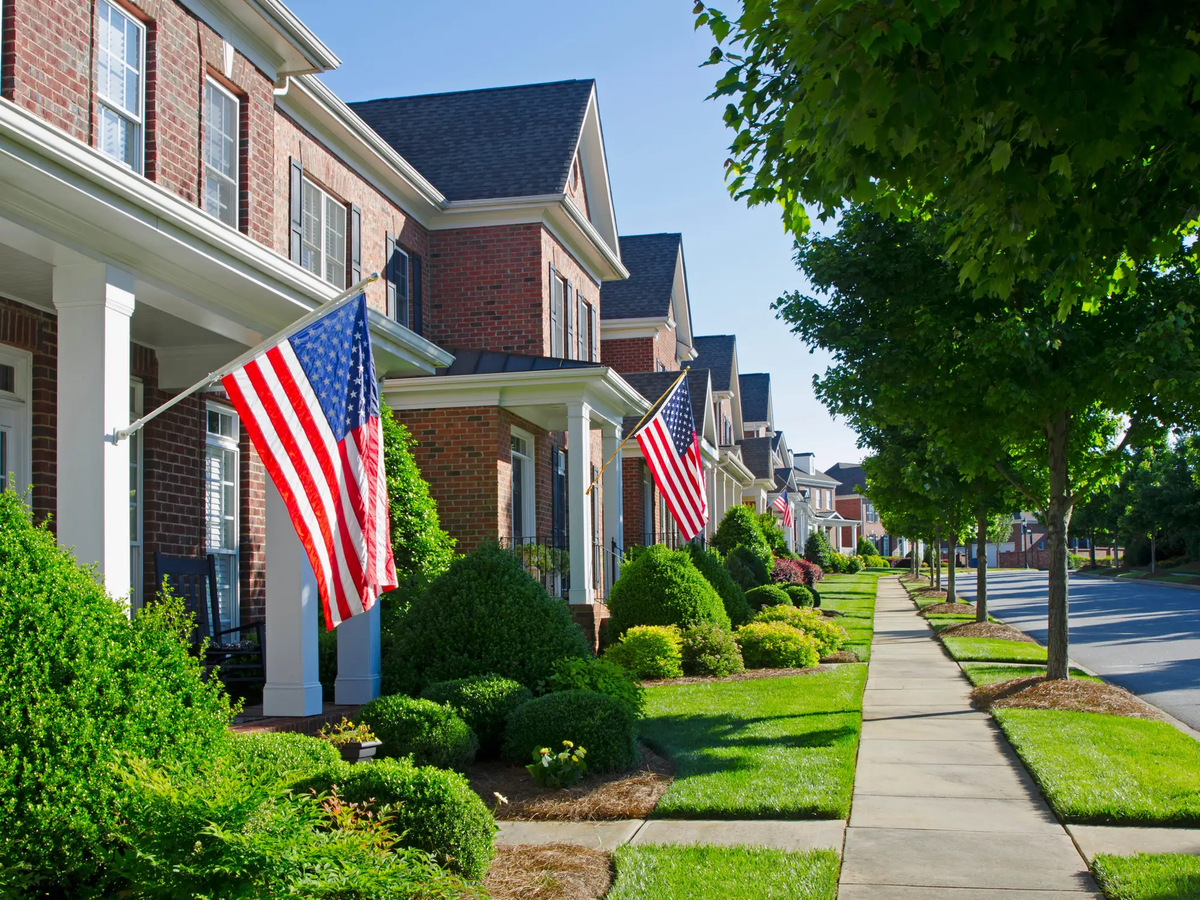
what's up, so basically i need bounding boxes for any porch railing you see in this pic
[594,538,623,602]
[499,535,569,599]
[626,532,707,552]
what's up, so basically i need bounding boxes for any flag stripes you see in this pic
[635,373,709,541]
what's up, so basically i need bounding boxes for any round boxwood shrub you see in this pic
[226,731,341,782]
[607,544,730,637]
[0,491,235,895]
[382,543,589,695]
[296,757,495,881]
[712,504,769,556]
[680,623,745,676]
[548,655,645,718]
[753,605,848,657]
[688,544,753,625]
[745,583,793,611]
[359,695,478,771]
[783,584,815,607]
[420,674,532,758]
[736,622,821,669]
[724,542,772,590]
[603,625,684,679]
[502,689,639,773]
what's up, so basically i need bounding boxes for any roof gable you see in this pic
[692,335,735,391]
[825,463,868,495]
[736,435,773,481]
[739,372,772,424]
[601,234,681,320]
[620,370,711,439]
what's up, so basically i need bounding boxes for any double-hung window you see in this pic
[205,405,240,633]
[510,430,535,543]
[203,79,239,228]
[96,0,145,172]
[300,179,347,289]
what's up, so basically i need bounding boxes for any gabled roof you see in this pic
[692,335,736,392]
[436,348,600,377]
[350,80,594,202]
[736,436,774,481]
[793,464,842,487]
[600,234,680,320]
[740,373,772,424]
[620,370,709,437]
[825,462,867,496]
[774,467,797,492]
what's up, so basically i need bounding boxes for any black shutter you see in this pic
[411,254,423,335]
[395,248,410,328]
[349,204,362,284]
[548,264,560,356]
[551,444,567,551]
[385,234,397,320]
[288,158,303,262]
[564,279,573,359]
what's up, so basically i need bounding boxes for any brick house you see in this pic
[792,453,853,551]
[825,461,886,553]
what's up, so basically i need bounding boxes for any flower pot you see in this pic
[338,739,381,764]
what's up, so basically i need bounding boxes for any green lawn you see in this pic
[819,571,882,661]
[994,709,1200,825]
[960,663,1099,686]
[925,613,986,632]
[641,665,867,819]
[1092,853,1200,900]
[941,635,1048,663]
[607,845,840,900]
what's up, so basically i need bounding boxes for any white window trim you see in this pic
[203,77,240,229]
[95,0,146,174]
[300,177,347,289]
[0,345,33,497]
[510,427,536,542]
[205,402,240,630]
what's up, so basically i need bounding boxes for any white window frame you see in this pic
[95,0,146,174]
[205,403,240,632]
[300,177,347,289]
[510,428,536,543]
[203,77,240,229]
[129,380,144,611]
[0,345,32,498]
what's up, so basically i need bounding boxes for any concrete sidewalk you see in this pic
[839,577,1102,899]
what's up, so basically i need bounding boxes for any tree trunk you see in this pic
[928,534,935,587]
[911,538,918,578]
[947,514,958,602]
[1089,529,1096,568]
[934,526,942,591]
[1045,409,1072,680]
[1151,532,1157,574]
[976,510,988,623]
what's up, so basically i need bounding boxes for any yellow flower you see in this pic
[539,748,550,755]
[562,740,574,748]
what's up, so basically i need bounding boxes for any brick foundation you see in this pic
[571,600,610,653]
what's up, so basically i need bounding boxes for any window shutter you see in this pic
[288,158,303,262]
[564,279,573,359]
[590,304,598,361]
[385,234,397,320]
[549,265,560,356]
[577,291,585,359]
[349,204,362,284]
[395,248,409,328]
[411,254,423,335]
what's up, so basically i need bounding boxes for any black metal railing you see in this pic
[625,532,707,552]
[594,538,623,602]
[500,535,569,599]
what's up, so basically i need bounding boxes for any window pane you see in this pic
[301,180,323,278]
[97,1,139,117]
[512,456,524,539]
[324,196,346,288]
[99,106,137,169]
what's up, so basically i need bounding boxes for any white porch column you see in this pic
[601,422,623,593]
[335,600,381,705]
[53,262,134,602]
[263,480,323,717]
[567,402,594,605]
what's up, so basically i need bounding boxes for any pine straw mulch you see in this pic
[939,621,1038,642]
[971,676,1163,720]
[920,602,978,617]
[469,746,673,821]
[641,663,837,688]
[483,844,612,900]
[913,589,949,601]
[821,650,862,663]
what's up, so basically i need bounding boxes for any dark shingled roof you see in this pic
[740,373,771,423]
[775,467,797,492]
[825,462,867,496]
[349,80,593,202]
[620,369,709,437]
[599,234,680,320]
[692,335,736,392]
[436,348,600,377]
[736,436,773,480]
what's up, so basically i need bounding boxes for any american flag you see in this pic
[773,490,794,528]
[635,373,708,540]
[222,295,397,629]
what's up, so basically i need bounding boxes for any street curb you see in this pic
[1073,570,1200,593]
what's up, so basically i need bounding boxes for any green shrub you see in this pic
[607,544,730,637]
[756,512,789,556]
[225,732,340,783]
[548,655,645,718]
[604,625,684,679]
[745,583,793,610]
[826,551,853,573]
[712,505,769,556]
[688,544,753,625]
[753,606,848,657]
[804,531,834,569]
[724,542,772,590]
[783,584,815,607]
[503,689,639,773]
[382,543,589,695]
[863,554,889,569]
[318,625,337,696]
[526,741,588,789]
[856,537,877,556]
[736,622,822,669]
[844,555,863,574]
[359,695,478,771]
[680,624,745,676]
[0,491,236,895]
[296,756,496,881]
[420,674,532,758]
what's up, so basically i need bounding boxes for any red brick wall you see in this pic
[0,295,56,525]
[654,325,679,372]
[239,433,266,622]
[600,337,654,375]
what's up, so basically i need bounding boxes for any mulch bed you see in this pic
[469,746,673,821]
[920,602,977,617]
[914,589,949,601]
[939,622,1037,642]
[972,677,1162,720]
[483,844,612,900]
[820,650,861,663]
[641,663,835,687]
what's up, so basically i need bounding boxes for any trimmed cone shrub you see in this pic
[745,583,793,611]
[359,695,478,771]
[606,544,730,637]
[226,732,340,782]
[712,504,769,556]
[0,491,235,895]
[804,530,834,569]
[420,675,532,758]
[856,537,877,557]
[604,625,684,679]
[783,584,815,607]
[296,757,496,881]
[724,542,772,590]
[680,623,745,676]
[688,544,753,625]
[502,689,639,773]
[548,656,645,718]
[753,606,848,657]
[736,622,821,669]
[382,543,589,695]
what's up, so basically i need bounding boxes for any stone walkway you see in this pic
[839,577,1101,899]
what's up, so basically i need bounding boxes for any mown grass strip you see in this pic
[960,663,1099,686]
[941,635,1048,663]
[1092,852,1200,900]
[608,844,841,900]
[642,665,867,819]
[819,572,881,661]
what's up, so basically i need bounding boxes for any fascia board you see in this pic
[600,317,669,340]
[180,0,339,78]
[240,0,340,72]
[576,87,621,260]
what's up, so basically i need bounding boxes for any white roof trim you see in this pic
[179,0,339,79]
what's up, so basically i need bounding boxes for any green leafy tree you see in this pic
[698,0,1200,310]
[756,511,788,556]
[712,505,769,556]
[802,530,833,569]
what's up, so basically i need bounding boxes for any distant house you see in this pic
[824,462,889,554]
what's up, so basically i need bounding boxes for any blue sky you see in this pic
[288,0,863,467]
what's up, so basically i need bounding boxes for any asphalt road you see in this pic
[950,569,1200,730]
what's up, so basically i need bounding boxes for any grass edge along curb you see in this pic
[1092,852,1200,900]
[606,844,841,900]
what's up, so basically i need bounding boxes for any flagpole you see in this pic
[585,366,690,496]
[110,273,379,444]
